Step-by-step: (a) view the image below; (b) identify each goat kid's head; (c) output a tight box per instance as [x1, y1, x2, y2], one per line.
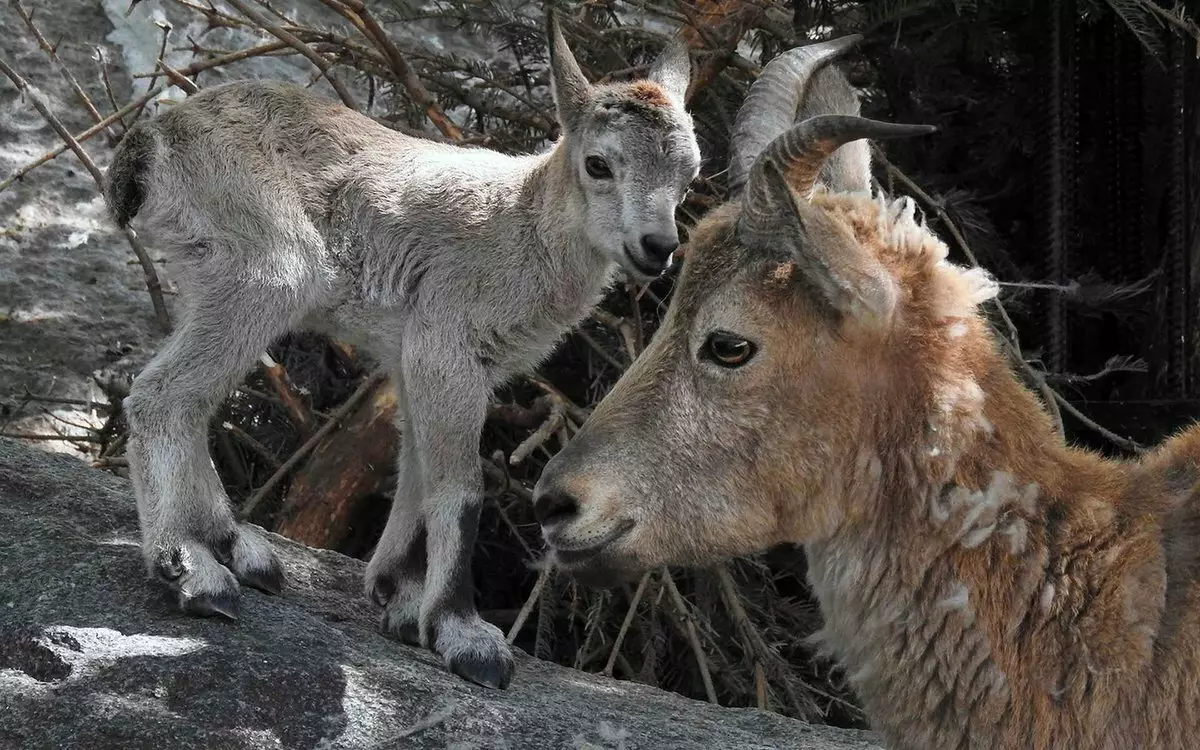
[532, 40, 996, 583]
[546, 12, 700, 281]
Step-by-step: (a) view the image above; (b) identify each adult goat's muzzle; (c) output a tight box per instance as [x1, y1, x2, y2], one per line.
[532, 451, 641, 586]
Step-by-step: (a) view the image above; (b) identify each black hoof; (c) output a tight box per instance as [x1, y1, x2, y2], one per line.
[182, 589, 239, 620]
[447, 651, 515, 690]
[369, 578, 395, 608]
[238, 561, 284, 595]
[380, 610, 421, 647]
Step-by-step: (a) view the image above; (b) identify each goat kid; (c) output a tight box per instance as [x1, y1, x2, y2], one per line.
[103, 12, 700, 689]
[533, 37, 1200, 748]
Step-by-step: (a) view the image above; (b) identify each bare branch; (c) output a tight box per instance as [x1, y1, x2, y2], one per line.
[316, 0, 461, 138]
[224, 0, 357, 108]
[604, 570, 653, 677]
[12, 0, 111, 137]
[240, 370, 387, 519]
[661, 569, 718, 704]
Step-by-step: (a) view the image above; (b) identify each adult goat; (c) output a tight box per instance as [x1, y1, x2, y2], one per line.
[103, 12, 700, 689]
[533, 37, 1200, 748]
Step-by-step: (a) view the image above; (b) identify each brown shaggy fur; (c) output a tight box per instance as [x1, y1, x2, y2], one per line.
[537, 184, 1200, 749]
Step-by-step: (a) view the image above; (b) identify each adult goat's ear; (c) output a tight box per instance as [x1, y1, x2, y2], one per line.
[546, 10, 592, 128]
[737, 115, 936, 322]
[647, 36, 691, 106]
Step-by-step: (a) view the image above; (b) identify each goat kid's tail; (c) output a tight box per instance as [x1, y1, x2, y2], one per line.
[104, 123, 158, 228]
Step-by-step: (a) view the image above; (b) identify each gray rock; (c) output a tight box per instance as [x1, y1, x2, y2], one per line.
[0, 438, 883, 750]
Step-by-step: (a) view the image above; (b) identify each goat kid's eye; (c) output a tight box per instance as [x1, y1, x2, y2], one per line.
[585, 156, 613, 179]
[704, 332, 756, 368]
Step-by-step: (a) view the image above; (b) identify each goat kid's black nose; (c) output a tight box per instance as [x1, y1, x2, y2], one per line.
[533, 488, 580, 527]
[640, 233, 679, 262]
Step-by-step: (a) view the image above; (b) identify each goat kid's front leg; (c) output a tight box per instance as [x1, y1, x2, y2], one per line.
[365, 398, 427, 646]
[370, 337, 514, 689]
[125, 290, 292, 617]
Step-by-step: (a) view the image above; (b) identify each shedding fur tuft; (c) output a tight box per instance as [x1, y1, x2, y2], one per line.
[103, 124, 158, 228]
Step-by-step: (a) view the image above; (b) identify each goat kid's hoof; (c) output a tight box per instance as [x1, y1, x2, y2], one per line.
[227, 525, 286, 595]
[180, 588, 240, 620]
[370, 574, 424, 647]
[380, 608, 422, 647]
[446, 649, 516, 690]
[434, 617, 516, 690]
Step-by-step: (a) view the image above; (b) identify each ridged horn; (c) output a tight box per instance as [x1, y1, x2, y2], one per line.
[740, 115, 937, 235]
[728, 35, 863, 196]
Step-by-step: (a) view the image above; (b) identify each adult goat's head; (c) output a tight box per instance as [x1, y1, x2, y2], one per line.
[546, 11, 700, 281]
[531, 38, 996, 583]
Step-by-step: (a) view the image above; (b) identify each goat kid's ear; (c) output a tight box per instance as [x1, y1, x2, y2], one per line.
[740, 163, 897, 324]
[546, 10, 593, 128]
[647, 37, 691, 107]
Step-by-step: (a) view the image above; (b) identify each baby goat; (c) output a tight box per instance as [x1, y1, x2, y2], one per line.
[103, 13, 699, 689]
[534, 37, 1200, 748]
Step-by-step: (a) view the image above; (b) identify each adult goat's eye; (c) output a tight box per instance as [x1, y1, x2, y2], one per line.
[585, 156, 613, 179]
[704, 332, 756, 368]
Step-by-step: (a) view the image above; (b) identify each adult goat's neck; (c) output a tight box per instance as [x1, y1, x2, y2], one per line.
[803, 335, 1168, 749]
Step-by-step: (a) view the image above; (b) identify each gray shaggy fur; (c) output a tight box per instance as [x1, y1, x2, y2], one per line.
[102, 14, 699, 690]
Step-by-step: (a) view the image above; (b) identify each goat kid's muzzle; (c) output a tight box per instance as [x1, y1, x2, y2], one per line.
[622, 231, 680, 280]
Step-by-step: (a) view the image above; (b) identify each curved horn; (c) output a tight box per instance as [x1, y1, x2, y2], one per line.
[740, 115, 936, 239]
[728, 35, 863, 196]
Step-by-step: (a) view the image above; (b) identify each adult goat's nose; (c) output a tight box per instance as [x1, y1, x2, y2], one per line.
[640, 233, 679, 263]
[533, 487, 580, 528]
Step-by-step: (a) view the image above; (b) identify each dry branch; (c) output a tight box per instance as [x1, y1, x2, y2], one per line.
[604, 570, 654, 677]
[318, 0, 463, 139]
[240, 371, 387, 520]
[12, 0, 111, 137]
[258, 353, 315, 438]
[506, 564, 553, 644]
[661, 568, 718, 704]
[223, 0, 357, 108]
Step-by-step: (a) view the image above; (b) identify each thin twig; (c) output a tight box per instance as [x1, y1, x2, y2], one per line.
[0, 432, 103, 442]
[221, 421, 282, 470]
[131, 21, 173, 123]
[224, 0, 357, 108]
[481, 455, 534, 503]
[318, 0, 462, 139]
[509, 399, 565, 465]
[661, 568, 718, 704]
[1052, 391, 1145, 454]
[0, 55, 172, 331]
[506, 565, 552, 644]
[95, 46, 127, 136]
[155, 59, 199, 94]
[604, 570, 653, 677]
[577, 328, 627, 371]
[239, 371, 386, 519]
[16, 393, 112, 411]
[138, 39, 290, 78]
[12, 0, 111, 137]
[526, 375, 592, 425]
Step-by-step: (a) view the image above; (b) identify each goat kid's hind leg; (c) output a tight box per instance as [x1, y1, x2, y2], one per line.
[401, 335, 514, 689]
[365, 393, 428, 646]
[125, 280, 304, 618]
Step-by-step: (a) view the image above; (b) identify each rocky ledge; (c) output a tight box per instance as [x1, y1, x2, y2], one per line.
[0, 438, 881, 749]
